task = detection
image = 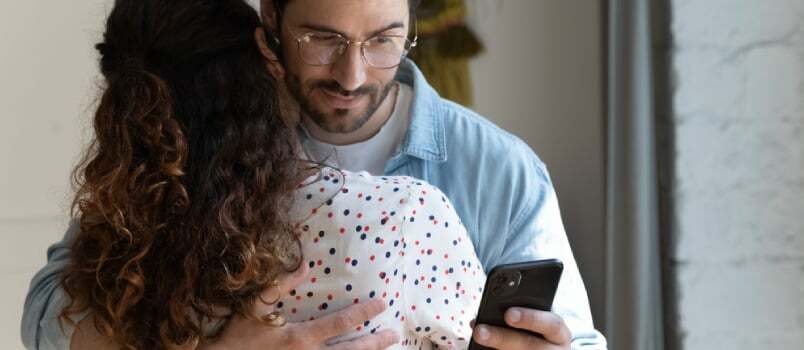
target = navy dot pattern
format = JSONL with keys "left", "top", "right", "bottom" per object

{"left": 281, "top": 170, "right": 486, "bottom": 349}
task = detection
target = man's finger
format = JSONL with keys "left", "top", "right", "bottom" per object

{"left": 303, "top": 299, "right": 388, "bottom": 341}
{"left": 504, "top": 308, "right": 572, "bottom": 345}
{"left": 328, "top": 329, "right": 400, "bottom": 350}
{"left": 254, "top": 263, "right": 309, "bottom": 315}
{"left": 473, "top": 324, "right": 552, "bottom": 350}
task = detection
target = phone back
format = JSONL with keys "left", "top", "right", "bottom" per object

{"left": 468, "top": 259, "right": 563, "bottom": 350}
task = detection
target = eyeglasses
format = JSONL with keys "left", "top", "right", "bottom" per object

{"left": 286, "top": 23, "right": 417, "bottom": 69}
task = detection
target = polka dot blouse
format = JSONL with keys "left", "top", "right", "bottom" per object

{"left": 280, "top": 168, "right": 486, "bottom": 349}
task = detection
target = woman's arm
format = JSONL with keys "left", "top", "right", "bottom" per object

{"left": 400, "top": 184, "right": 486, "bottom": 348}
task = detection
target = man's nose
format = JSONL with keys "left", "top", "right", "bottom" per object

{"left": 330, "top": 44, "right": 368, "bottom": 92}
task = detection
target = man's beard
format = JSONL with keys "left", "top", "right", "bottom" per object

{"left": 286, "top": 72, "right": 394, "bottom": 134}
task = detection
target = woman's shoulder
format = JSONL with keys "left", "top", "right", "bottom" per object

{"left": 306, "top": 168, "right": 431, "bottom": 195}
{"left": 340, "top": 171, "right": 452, "bottom": 209}
{"left": 340, "top": 171, "right": 462, "bottom": 232}
{"left": 290, "top": 168, "right": 436, "bottom": 222}
{"left": 343, "top": 170, "right": 427, "bottom": 191}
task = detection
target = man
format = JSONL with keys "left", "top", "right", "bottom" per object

{"left": 22, "top": 0, "right": 607, "bottom": 349}
{"left": 255, "top": 1, "right": 607, "bottom": 348}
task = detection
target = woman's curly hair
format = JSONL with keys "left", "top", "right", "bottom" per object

{"left": 60, "top": 0, "right": 303, "bottom": 348}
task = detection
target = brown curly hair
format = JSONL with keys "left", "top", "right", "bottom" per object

{"left": 60, "top": 0, "right": 304, "bottom": 348}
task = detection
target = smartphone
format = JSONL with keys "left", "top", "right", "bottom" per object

{"left": 468, "top": 259, "right": 564, "bottom": 350}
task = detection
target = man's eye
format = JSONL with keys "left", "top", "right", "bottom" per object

{"left": 372, "top": 36, "right": 399, "bottom": 46}
{"left": 309, "top": 34, "right": 341, "bottom": 44}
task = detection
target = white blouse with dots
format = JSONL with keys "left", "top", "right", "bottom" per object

{"left": 279, "top": 169, "right": 486, "bottom": 349}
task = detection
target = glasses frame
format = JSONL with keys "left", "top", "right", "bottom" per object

{"left": 285, "top": 20, "right": 418, "bottom": 69}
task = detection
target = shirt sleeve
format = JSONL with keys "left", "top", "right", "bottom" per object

{"left": 400, "top": 184, "right": 486, "bottom": 349}
{"left": 21, "top": 220, "right": 88, "bottom": 350}
{"left": 500, "top": 159, "right": 608, "bottom": 350}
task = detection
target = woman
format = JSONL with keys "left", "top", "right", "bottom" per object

{"left": 60, "top": 0, "right": 484, "bottom": 349}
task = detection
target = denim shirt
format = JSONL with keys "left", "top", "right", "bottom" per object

{"left": 384, "top": 60, "right": 606, "bottom": 349}
{"left": 21, "top": 60, "right": 607, "bottom": 349}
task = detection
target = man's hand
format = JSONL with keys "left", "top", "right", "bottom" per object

{"left": 203, "top": 263, "right": 400, "bottom": 350}
{"left": 472, "top": 308, "right": 572, "bottom": 350}
{"left": 71, "top": 264, "right": 398, "bottom": 350}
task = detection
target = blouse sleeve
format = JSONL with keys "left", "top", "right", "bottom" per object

{"left": 400, "top": 183, "right": 486, "bottom": 349}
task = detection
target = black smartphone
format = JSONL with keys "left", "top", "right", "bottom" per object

{"left": 468, "top": 259, "right": 564, "bottom": 350}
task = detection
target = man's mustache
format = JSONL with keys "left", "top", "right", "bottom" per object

{"left": 312, "top": 80, "right": 377, "bottom": 97}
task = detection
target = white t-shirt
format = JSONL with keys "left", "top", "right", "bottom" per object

{"left": 304, "top": 82, "right": 413, "bottom": 175}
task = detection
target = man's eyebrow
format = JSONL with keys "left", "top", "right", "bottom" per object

{"left": 299, "top": 22, "right": 406, "bottom": 38}
{"left": 299, "top": 24, "right": 347, "bottom": 36}
{"left": 368, "top": 22, "right": 406, "bottom": 38}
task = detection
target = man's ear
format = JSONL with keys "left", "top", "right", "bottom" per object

{"left": 255, "top": 27, "right": 285, "bottom": 80}
{"left": 260, "top": 0, "right": 279, "bottom": 31}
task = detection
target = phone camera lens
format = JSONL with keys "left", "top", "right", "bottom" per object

{"left": 490, "top": 271, "right": 521, "bottom": 297}
{"left": 490, "top": 274, "right": 507, "bottom": 296}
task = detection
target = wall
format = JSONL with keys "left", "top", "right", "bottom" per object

{"left": 670, "top": 0, "right": 804, "bottom": 348}
{"left": 467, "top": 0, "right": 607, "bottom": 331}
{"left": 0, "top": 1, "right": 108, "bottom": 348}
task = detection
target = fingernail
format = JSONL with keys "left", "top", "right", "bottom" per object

{"left": 477, "top": 325, "right": 490, "bottom": 341}
{"left": 508, "top": 309, "right": 522, "bottom": 323}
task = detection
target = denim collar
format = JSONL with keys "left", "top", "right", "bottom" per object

{"left": 393, "top": 59, "right": 447, "bottom": 163}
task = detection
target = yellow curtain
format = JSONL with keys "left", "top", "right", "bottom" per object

{"left": 409, "top": 0, "right": 483, "bottom": 106}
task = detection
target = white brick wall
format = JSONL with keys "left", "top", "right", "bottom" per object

{"left": 671, "top": 0, "right": 804, "bottom": 349}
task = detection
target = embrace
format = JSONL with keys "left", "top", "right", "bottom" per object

{"left": 22, "top": 1, "right": 606, "bottom": 349}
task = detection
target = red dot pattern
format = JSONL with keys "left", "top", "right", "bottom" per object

{"left": 279, "top": 170, "right": 486, "bottom": 349}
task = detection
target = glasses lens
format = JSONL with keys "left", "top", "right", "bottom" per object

{"left": 299, "top": 33, "right": 344, "bottom": 66}
{"left": 364, "top": 36, "right": 410, "bottom": 68}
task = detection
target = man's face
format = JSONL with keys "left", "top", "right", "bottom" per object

{"left": 278, "top": 0, "right": 409, "bottom": 134}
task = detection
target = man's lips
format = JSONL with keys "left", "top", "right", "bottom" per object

{"left": 320, "top": 89, "right": 366, "bottom": 109}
